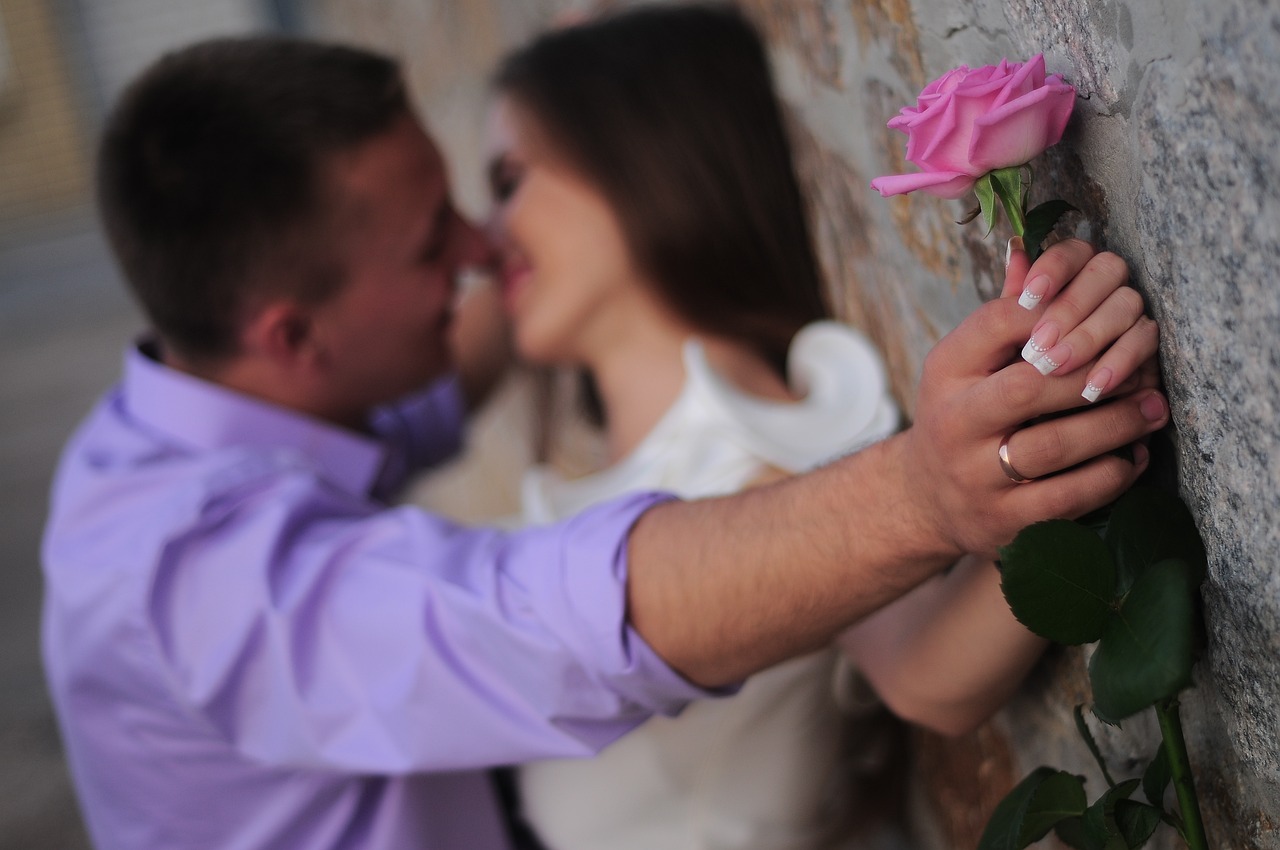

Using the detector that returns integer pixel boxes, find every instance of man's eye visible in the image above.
[421,239,446,264]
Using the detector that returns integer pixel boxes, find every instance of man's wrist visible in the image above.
[855,431,964,569]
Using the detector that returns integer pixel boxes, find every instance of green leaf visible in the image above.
[1142,744,1172,807]
[1090,559,1197,722]
[975,173,998,234]
[999,520,1118,645]
[1115,800,1164,849]
[1055,817,1091,850]
[1083,780,1141,850]
[1104,486,1208,594]
[1074,704,1117,787]
[978,767,1088,850]
[1022,199,1077,263]
[991,166,1027,237]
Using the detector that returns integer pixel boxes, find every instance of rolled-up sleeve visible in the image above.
[145,475,707,775]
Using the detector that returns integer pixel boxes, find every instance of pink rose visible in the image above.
[871,55,1075,199]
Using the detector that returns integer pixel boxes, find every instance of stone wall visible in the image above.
[318,1,1279,846]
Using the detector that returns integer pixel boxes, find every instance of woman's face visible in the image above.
[485,97,656,366]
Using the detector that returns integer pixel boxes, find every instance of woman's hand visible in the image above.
[903,238,1169,559]
[1004,237,1160,402]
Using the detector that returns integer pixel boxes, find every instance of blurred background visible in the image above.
[4,0,1276,847]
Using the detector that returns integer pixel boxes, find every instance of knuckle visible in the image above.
[1026,426,1068,469]
[1059,237,1097,258]
[1113,286,1146,320]
[920,344,947,382]
[1042,238,1096,270]
[973,298,1011,336]
[1084,251,1131,285]
[1053,288,1091,321]
[996,371,1039,412]
[1094,458,1135,499]
[1070,324,1100,355]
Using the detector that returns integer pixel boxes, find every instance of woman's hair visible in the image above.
[494,2,829,379]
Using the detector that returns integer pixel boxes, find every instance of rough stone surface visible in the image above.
[325,0,1280,846]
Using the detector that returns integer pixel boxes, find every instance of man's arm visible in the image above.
[627,241,1169,687]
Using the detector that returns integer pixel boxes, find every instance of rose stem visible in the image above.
[1155,698,1209,850]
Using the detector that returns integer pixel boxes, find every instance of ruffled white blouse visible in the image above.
[517,321,900,850]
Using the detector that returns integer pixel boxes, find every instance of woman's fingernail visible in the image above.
[1018,274,1051,310]
[1140,391,1168,422]
[1005,236,1025,270]
[1021,323,1057,364]
[1081,367,1112,403]
[1033,342,1069,375]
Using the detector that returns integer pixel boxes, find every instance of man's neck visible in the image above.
[159,342,369,433]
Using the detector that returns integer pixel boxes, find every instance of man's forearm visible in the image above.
[626,433,958,688]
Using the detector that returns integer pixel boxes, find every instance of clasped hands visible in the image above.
[905,238,1168,559]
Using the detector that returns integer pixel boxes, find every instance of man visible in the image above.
[42,38,1167,850]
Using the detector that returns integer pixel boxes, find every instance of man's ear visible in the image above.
[241,301,319,370]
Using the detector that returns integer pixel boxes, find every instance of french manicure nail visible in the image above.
[1005,236,1024,270]
[1021,323,1057,364]
[1033,343,1069,375]
[1018,274,1051,310]
[1081,367,1112,403]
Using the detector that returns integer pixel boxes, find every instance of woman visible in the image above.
[484,5,1144,848]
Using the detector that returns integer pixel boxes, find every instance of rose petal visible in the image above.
[926,66,970,98]
[990,54,1046,110]
[903,91,959,166]
[913,86,1000,174]
[956,70,1015,99]
[968,83,1076,171]
[870,170,976,199]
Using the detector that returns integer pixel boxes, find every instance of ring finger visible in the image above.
[997,388,1167,482]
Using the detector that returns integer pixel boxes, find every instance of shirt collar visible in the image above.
[122,342,386,496]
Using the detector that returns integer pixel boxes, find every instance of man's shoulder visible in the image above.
[45,392,374,578]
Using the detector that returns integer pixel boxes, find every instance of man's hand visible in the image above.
[904,238,1169,558]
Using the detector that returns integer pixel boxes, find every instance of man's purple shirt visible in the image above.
[42,345,706,850]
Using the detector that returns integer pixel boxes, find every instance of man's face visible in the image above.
[313,115,490,423]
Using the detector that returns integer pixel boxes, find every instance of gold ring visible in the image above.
[998,434,1034,484]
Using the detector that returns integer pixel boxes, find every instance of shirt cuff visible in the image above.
[370,375,467,496]
[513,491,735,718]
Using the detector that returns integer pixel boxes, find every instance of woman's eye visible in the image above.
[488,160,523,203]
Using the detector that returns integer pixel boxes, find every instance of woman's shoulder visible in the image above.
[684,320,901,473]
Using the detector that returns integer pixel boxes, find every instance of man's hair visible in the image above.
[495,3,829,381]
[98,37,410,362]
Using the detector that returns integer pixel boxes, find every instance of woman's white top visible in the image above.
[517,321,900,850]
